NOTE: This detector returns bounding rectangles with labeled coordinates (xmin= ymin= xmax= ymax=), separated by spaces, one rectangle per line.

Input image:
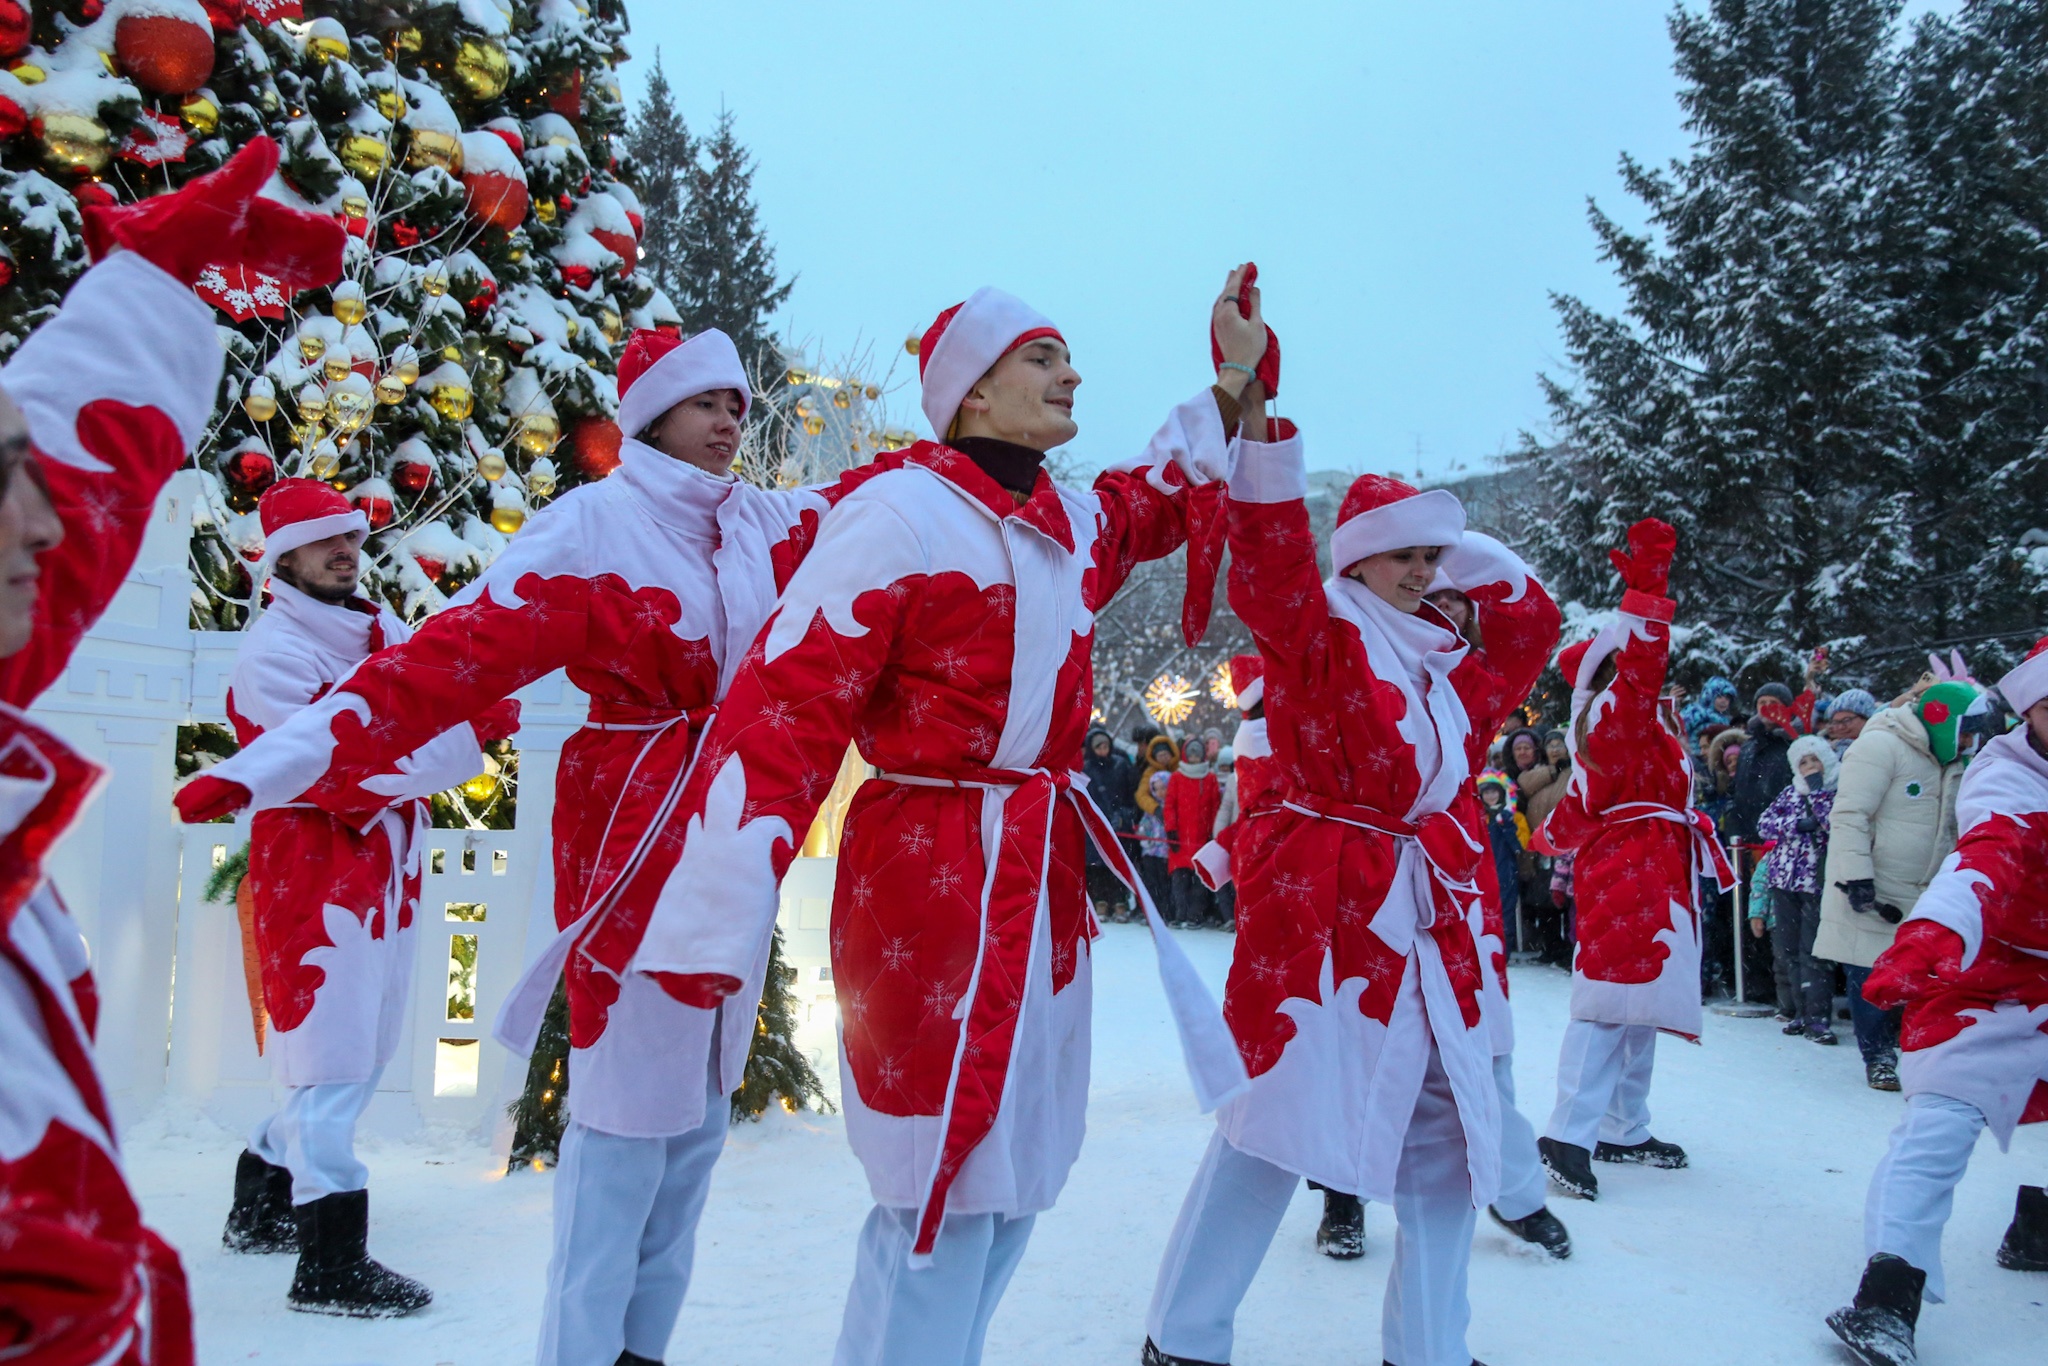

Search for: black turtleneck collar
xmin=950 ymin=436 xmax=1048 ymax=498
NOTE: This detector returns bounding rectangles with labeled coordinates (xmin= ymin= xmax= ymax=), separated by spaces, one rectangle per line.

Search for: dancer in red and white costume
xmin=1535 ymin=519 xmax=1734 ymax=1203
xmin=630 ymin=277 xmax=1264 ymax=1366
xmin=1144 ymin=417 xmax=1559 ymax=1366
xmin=1191 ymin=653 xmax=1277 ymax=900
xmin=210 ymin=478 xmax=512 ymax=1316
xmin=0 ymin=138 xmax=342 ymax=1365
xmin=178 ymin=327 xmax=881 ymax=1363
xmin=1825 ymin=641 xmax=2048 ymax=1366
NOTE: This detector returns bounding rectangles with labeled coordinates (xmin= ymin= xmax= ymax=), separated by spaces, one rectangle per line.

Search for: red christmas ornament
xmin=114 ymin=14 xmax=218 ymax=96
xmin=389 ymin=219 xmax=421 ymax=248
xmin=0 ymin=94 xmax=24 ymax=141
xmin=547 ymin=70 xmax=583 ymax=121
xmin=342 ymin=212 xmax=372 ymax=241
xmin=569 ymin=416 xmax=622 ymax=480
xmin=625 ymin=210 xmax=644 ymax=240
xmin=465 ymin=277 xmax=498 ymax=318
xmin=592 ymin=228 xmax=636 ymax=273
xmin=0 ymin=1 xmax=30 ymax=60
xmin=557 ymin=191 xmax=573 ymax=217
xmin=411 ymin=551 xmax=446 ymax=580
xmin=393 ymin=460 xmax=433 ymax=495
xmin=72 ymin=181 xmax=116 ymax=209
xmin=464 ymin=171 xmax=528 ymax=232
xmin=0 ymin=257 xmax=15 ymax=289
xmin=559 ymin=263 xmax=595 ymax=292
xmin=79 ymin=0 xmax=105 ymax=19
xmin=222 ymin=445 xmax=278 ymax=495
xmin=352 ymin=493 xmax=395 ymax=531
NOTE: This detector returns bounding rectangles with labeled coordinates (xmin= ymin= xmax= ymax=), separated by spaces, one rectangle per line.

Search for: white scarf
xmin=1322 ymin=575 xmax=1472 ymax=820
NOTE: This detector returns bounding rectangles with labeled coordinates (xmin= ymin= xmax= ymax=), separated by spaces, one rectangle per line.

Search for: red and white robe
xmin=194 ymin=441 xmax=867 ymax=1136
xmin=0 ymin=251 xmax=227 ymax=1366
xmin=1889 ymin=728 xmax=2048 ymax=1146
xmin=632 ymin=394 xmax=1249 ymax=1257
xmin=221 ymin=581 xmax=495 ymax=1087
xmin=1215 ymin=434 xmax=1559 ymax=1206
xmin=1192 ymin=720 xmax=1280 ymax=892
xmin=1540 ymin=615 xmax=1734 ymax=1041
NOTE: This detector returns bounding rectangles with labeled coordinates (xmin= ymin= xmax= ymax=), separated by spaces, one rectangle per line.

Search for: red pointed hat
xmin=1229 ymin=653 xmax=1265 ymax=711
xmin=258 ymin=477 xmax=366 ymax=563
xmin=1329 ymin=474 xmax=1465 ymax=574
xmin=918 ymin=287 xmax=1063 ymax=439
xmin=616 ymin=327 xmax=750 ymax=440
xmin=1997 ymin=635 xmax=2048 ymax=717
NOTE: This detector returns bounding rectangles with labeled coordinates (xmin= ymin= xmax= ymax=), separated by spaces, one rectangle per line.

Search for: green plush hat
xmin=1917 ymin=680 xmax=1982 ymax=764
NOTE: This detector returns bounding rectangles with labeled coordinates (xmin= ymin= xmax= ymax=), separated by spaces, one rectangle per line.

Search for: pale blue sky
xmin=624 ymin=1 xmax=1960 ymax=479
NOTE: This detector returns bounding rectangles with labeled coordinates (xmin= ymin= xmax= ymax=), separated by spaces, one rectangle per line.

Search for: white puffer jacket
xmin=1813 ymin=706 xmax=1965 ymax=968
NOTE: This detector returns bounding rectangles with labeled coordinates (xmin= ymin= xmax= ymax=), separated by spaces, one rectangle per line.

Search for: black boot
xmin=615 ymin=1353 xmax=663 ymax=1366
xmin=1141 ymin=1338 xmax=1225 ymax=1365
xmin=1825 ymin=1253 xmax=1924 ymax=1366
xmin=1315 ymin=1187 xmax=1365 ymax=1259
xmin=1866 ymin=1055 xmax=1901 ymax=1091
xmin=1594 ymin=1135 xmax=1688 ymax=1168
xmin=1997 ymin=1185 xmax=2048 ymax=1271
xmin=222 ymin=1149 xmax=299 ymax=1254
xmin=288 ymin=1189 xmax=431 ymax=1317
xmin=1489 ymin=1203 xmax=1571 ymax=1259
xmin=1537 ymin=1136 xmax=1598 ymax=1200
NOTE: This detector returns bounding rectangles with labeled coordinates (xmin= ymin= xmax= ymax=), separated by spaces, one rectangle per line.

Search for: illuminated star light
xmin=1144 ymin=673 xmax=1200 ymax=726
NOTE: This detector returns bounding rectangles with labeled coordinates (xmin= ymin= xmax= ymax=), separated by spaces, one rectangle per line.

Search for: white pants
xmin=535 ymin=1028 xmax=732 ymax=1366
xmin=1865 ymin=1092 xmax=1987 ymax=1305
xmin=1493 ymin=1053 xmax=1548 ymax=1222
xmin=1147 ymin=1045 xmax=1477 ymax=1366
xmin=249 ymin=1063 xmax=385 ymax=1205
xmin=1545 ymin=1019 xmax=1656 ymax=1153
xmin=832 ymin=1205 xmax=1037 ymax=1366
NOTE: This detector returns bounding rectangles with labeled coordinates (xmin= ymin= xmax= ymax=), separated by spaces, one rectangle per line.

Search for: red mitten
xmin=648 ymin=971 xmax=743 ymax=1009
xmin=1862 ymin=919 xmax=1965 ymax=1010
xmin=1608 ymin=517 xmax=1677 ymax=594
xmin=471 ymin=698 xmax=522 ymax=746
xmin=175 ymin=774 xmax=251 ymax=824
xmin=82 ymin=136 xmax=345 ymax=289
xmin=1210 ymin=262 xmax=1281 ymax=395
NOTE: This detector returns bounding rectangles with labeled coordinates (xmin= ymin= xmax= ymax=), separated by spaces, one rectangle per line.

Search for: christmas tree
xmin=0 ymin=0 xmax=665 ymax=629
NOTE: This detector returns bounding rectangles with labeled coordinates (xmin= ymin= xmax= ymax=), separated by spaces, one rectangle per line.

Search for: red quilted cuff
xmin=1619 ymin=589 xmax=1676 ymax=623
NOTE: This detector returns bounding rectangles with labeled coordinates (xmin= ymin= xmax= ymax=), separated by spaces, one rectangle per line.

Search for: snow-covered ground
xmin=126 ymin=923 xmax=2047 ymax=1365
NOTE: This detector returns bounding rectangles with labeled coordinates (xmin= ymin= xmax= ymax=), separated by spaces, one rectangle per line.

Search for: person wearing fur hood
xmin=1756 ymin=735 xmax=1841 ymax=1043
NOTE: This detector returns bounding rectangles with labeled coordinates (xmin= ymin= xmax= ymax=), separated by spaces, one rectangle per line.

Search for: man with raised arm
xmin=0 ymin=138 xmax=343 ymax=1366
xmin=627 ymin=273 xmax=1268 ymax=1366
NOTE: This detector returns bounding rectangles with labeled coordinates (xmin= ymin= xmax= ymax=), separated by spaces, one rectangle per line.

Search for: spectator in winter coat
xmin=1756 ymin=735 xmax=1841 ymax=1042
xmin=1681 ymin=675 xmax=1743 ymax=741
xmin=1814 ymin=691 xmax=1975 ymax=1090
xmin=1084 ymin=726 xmax=1139 ymax=922
xmin=1519 ymin=731 xmax=1574 ymax=832
xmin=1479 ymin=776 xmax=1528 ymax=946
xmin=1135 ymin=733 xmax=1180 ymax=816
xmin=1729 ymin=683 xmax=1800 ymax=843
xmin=1163 ymin=736 xmax=1222 ymax=927
xmin=1825 ymin=688 xmax=1879 ymax=757
xmin=1698 ymin=727 xmax=1746 ymax=833
xmin=1137 ymin=769 xmax=1174 ymax=916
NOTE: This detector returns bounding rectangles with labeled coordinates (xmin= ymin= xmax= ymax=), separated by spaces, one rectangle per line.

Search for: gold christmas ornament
xmin=802 ymin=414 xmax=827 ymax=437
xmin=307 ymin=34 xmax=350 ymax=65
xmin=534 ymin=197 xmax=557 ymax=224
xmin=180 ymin=94 xmax=219 ymax=134
xmin=296 ymin=384 xmax=328 ymax=421
xmin=562 ymin=315 xmax=578 ymax=339
xmin=475 ymin=449 xmax=508 ymax=481
xmin=431 ymin=382 xmax=474 ymax=423
xmin=331 ymin=282 xmax=368 ymax=327
xmin=336 ymin=133 xmax=389 ymax=179
xmin=832 ymin=388 xmax=852 ymax=409
xmin=298 ymin=333 xmax=327 ymax=363
xmin=341 ymin=193 xmax=370 ymax=223
xmin=420 ymin=264 xmax=450 ymax=297
xmin=525 ymin=465 xmax=557 ymax=498
xmin=461 ymin=771 xmax=498 ymax=803
xmin=406 ymin=128 xmax=462 ymax=173
xmin=309 ymin=443 xmax=341 ymax=479
xmin=390 ymin=26 xmax=423 ymax=58
xmin=8 ymin=63 xmax=44 ymax=85
xmin=785 ymin=367 xmax=811 ymax=386
xmin=865 ymin=385 xmax=881 ymax=400
xmin=326 ymin=390 xmax=370 ymax=435
xmin=512 ymin=413 xmax=560 ymax=456
xmin=373 ymin=88 xmax=405 ymax=121
xmin=597 ymin=307 xmax=623 ymax=343
xmin=243 ymin=378 xmax=278 ymax=423
xmin=904 ymin=333 xmax=921 ymax=356
xmin=453 ymin=38 xmax=510 ymax=101
xmin=375 ymin=374 xmax=406 ymax=405
xmin=489 ymin=504 xmax=526 ymax=535
xmin=322 ymin=353 xmax=353 ymax=383
xmin=393 ymin=355 xmax=422 ymax=385
xmin=36 ymin=112 xmax=110 ymax=173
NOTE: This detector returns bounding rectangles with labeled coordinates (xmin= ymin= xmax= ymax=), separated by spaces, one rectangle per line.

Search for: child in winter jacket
xmin=1163 ymin=736 xmax=1222 ymax=927
xmin=1138 ymin=769 xmax=1173 ymax=916
xmin=1479 ymin=776 xmax=1528 ymax=949
xmin=1756 ymin=735 xmax=1840 ymax=1041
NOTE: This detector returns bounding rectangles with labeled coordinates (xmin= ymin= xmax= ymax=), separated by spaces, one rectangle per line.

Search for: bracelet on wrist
xmin=1218 ymin=362 xmax=1257 ymax=379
